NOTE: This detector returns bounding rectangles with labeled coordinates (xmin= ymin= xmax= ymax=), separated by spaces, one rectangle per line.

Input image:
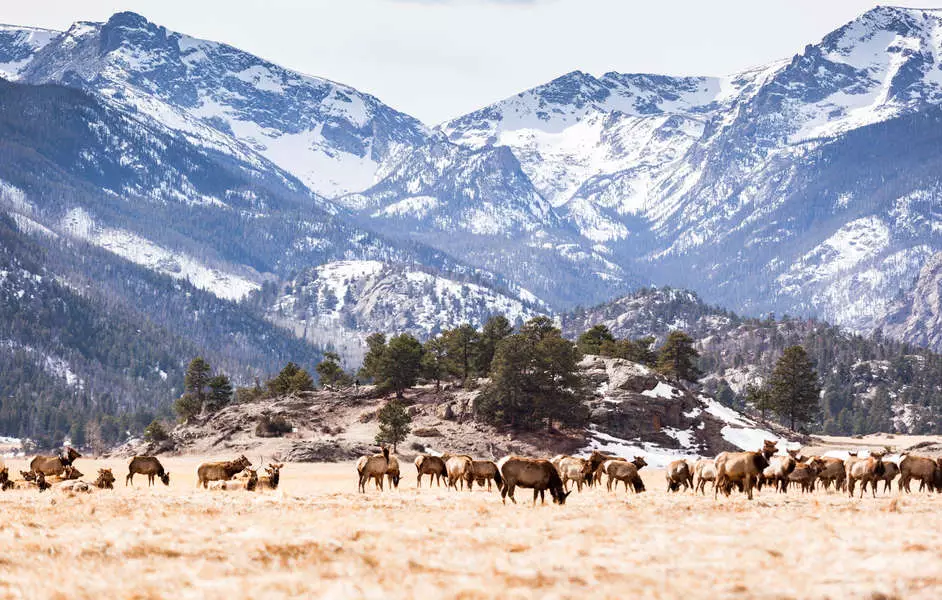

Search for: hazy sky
xmin=4 ymin=1 xmax=942 ymax=124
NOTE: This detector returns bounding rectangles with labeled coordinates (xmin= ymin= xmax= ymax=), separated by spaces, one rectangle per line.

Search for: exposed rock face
xmin=881 ymin=252 xmax=942 ymax=352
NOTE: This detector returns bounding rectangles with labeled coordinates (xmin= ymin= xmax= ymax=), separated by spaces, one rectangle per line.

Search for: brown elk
xmin=497 ymin=456 xmax=570 ymax=505
xmin=604 ymin=457 xmax=646 ymax=493
xmin=469 ymin=460 xmax=502 ymax=491
xmin=787 ymin=459 xmax=822 ymax=493
xmin=386 ymin=454 xmax=401 ymax=489
xmin=94 ymin=468 xmax=116 ymax=489
xmin=758 ymin=449 xmax=798 ymax=493
xmin=127 ymin=456 xmax=170 ymax=487
xmin=197 ymin=455 xmax=252 ymax=489
xmin=29 ymin=447 xmax=82 ymax=477
xmin=414 ymin=454 xmax=446 ymax=487
xmin=714 ymin=440 xmax=776 ymax=500
xmin=258 ymin=463 xmax=284 ymax=491
xmin=814 ymin=457 xmax=846 ymax=492
xmin=693 ymin=459 xmax=716 ymax=495
xmin=356 ymin=447 xmax=390 ymax=493
xmin=556 ymin=456 xmax=593 ymax=492
xmin=866 ymin=460 xmax=899 ymax=494
xmin=898 ymin=454 xmax=941 ymax=493
xmin=444 ymin=454 xmax=474 ymax=491
xmin=666 ymin=460 xmax=693 ymax=492
xmin=0 ymin=465 xmax=11 ymax=491
xmin=846 ymin=451 xmax=886 ymax=498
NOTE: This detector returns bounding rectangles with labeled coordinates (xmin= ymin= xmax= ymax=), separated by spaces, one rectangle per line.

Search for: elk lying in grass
xmin=356 ymin=447 xmax=390 ymax=493
xmin=94 ymin=468 xmax=116 ymax=489
xmin=497 ymin=456 xmax=570 ymax=505
xmin=469 ymin=460 xmax=502 ymax=491
xmin=385 ymin=455 xmax=400 ymax=489
xmin=257 ymin=463 xmax=284 ymax=491
xmin=210 ymin=468 xmax=258 ymax=491
xmin=693 ymin=459 xmax=716 ymax=495
xmin=898 ymin=454 xmax=941 ymax=493
xmin=846 ymin=451 xmax=886 ymax=498
xmin=127 ymin=456 xmax=170 ymax=487
xmin=666 ymin=460 xmax=693 ymax=492
xmin=197 ymin=455 xmax=252 ymax=489
xmin=414 ymin=455 xmax=446 ymax=488
xmin=444 ymin=454 xmax=474 ymax=491
xmin=29 ymin=447 xmax=81 ymax=477
xmin=604 ymin=457 xmax=646 ymax=493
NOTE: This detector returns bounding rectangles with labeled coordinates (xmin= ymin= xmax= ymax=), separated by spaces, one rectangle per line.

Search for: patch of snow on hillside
xmin=641 ymin=381 xmax=679 ymax=399
xmin=582 ymin=428 xmax=697 ymax=469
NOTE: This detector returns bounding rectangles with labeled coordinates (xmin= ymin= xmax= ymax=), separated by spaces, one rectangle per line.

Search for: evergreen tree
xmin=476 ymin=317 xmax=587 ymax=431
xmin=316 ymin=352 xmax=352 ymax=388
xmin=577 ymin=324 xmax=615 ymax=355
xmin=173 ymin=393 xmax=201 ymax=423
xmin=476 ymin=315 xmax=513 ymax=374
xmin=769 ymin=345 xmax=822 ymax=431
xmin=267 ymin=362 xmax=315 ymax=396
xmin=442 ymin=324 xmax=480 ymax=382
xmin=206 ymin=374 xmax=233 ymax=412
xmin=379 ymin=334 xmax=424 ymax=399
xmin=69 ymin=420 xmax=86 ymax=448
xmin=143 ymin=419 xmax=169 ymax=442
xmin=184 ymin=357 xmax=212 ymax=406
xmin=375 ymin=399 xmax=412 ymax=452
xmin=358 ymin=333 xmax=387 ymax=383
xmin=656 ymin=331 xmax=702 ymax=382
xmin=746 ymin=384 xmax=774 ymax=420
xmin=867 ymin=385 xmax=894 ymax=433
xmin=421 ymin=336 xmax=449 ymax=390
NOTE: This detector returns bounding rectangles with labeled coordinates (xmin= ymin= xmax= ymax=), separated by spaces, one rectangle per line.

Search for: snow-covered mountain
xmin=4 ymin=12 xmax=428 ymax=198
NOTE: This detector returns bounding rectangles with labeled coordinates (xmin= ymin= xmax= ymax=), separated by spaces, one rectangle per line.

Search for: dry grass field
xmin=1 ymin=456 xmax=941 ymax=600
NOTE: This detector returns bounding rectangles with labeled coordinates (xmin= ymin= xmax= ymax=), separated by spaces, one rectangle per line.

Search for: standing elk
xmin=197 ymin=455 xmax=252 ymax=489
xmin=469 ymin=459 xmax=502 ymax=491
xmin=30 ymin=447 xmax=81 ymax=477
xmin=444 ymin=454 xmax=474 ymax=491
xmin=666 ymin=460 xmax=694 ymax=492
xmin=846 ymin=451 xmax=886 ymax=498
xmin=604 ymin=457 xmax=646 ymax=493
xmin=356 ymin=447 xmax=390 ymax=493
xmin=898 ymin=454 xmax=941 ymax=493
xmin=497 ymin=456 xmax=570 ymax=506
xmin=258 ymin=463 xmax=284 ymax=491
xmin=414 ymin=455 xmax=446 ymax=488
xmin=127 ymin=456 xmax=171 ymax=487
xmin=815 ymin=457 xmax=846 ymax=492
xmin=714 ymin=440 xmax=776 ymax=500
xmin=386 ymin=454 xmax=401 ymax=489
xmin=693 ymin=459 xmax=716 ymax=495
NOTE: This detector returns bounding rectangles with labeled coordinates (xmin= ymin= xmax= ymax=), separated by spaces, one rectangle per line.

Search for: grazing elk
xmin=497 ymin=456 xmax=570 ymax=505
xmin=127 ymin=456 xmax=170 ymax=487
xmin=414 ymin=454 xmax=446 ymax=487
xmin=846 ymin=451 xmax=886 ymax=498
xmin=898 ymin=454 xmax=941 ymax=493
xmin=693 ymin=459 xmax=717 ymax=495
xmin=30 ymin=447 xmax=82 ymax=477
xmin=444 ymin=454 xmax=474 ymax=490
xmin=356 ymin=447 xmax=390 ymax=493
xmin=814 ymin=457 xmax=846 ymax=492
xmin=666 ymin=460 xmax=694 ymax=492
xmin=469 ymin=460 xmax=502 ymax=491
xmin=94 ymin=468 xmax=116 ymax=489
xmin=604 ymin=457 xmax=646 ymax=493
xmin=714 ymin=441 xmax=776 ymax=500
xmin=258 ymin=463 xmax=284 ymax=491
xmin=197 ymin=455 xmax=252 ymax=489
xmin=386 ymin=454 xmax=401 ymax=489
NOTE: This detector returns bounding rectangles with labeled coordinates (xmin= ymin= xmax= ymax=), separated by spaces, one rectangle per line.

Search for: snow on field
xmin=59 ymin=208 xmax=260 ymax=301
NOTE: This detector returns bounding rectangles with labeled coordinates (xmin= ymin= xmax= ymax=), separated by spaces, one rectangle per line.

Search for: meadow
xmin=0 ymin=456 xmax=940 ymax=599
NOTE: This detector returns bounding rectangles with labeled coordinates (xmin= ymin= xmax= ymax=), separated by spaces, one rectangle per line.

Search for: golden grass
xmin=0 ymin=456 xmax=940 ymax=599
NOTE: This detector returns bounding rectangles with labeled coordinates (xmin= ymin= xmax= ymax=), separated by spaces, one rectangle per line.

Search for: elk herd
xmin=357 ymin=440 xmax=942 ymax=506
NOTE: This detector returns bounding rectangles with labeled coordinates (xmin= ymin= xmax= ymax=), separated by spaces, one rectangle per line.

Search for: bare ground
xmin=1 ymin=454 xmax=941 ymax=600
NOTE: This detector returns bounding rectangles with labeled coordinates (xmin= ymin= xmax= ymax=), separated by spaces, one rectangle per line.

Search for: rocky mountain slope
xmin=121 ymin=356 xmax=789 ymax=465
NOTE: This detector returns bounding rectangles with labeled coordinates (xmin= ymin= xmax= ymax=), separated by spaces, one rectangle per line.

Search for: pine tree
xmin=442 ymin=324 xmax=480 ymax=382
xmin=769 ymin=345 xmax=821 ymax=432
xmin=358 ymin=333 xmax=387 ymax=383
xmin=375 ymin=399 xmax=412 ymax=452
xmin=577 ymin=324 xmax=615 ymax=355
xmin=746 ymin=384 xmax=774 ymax=420
xmin=173 ymin=393 xmax=201 ymax=423
xmin=476 ymin=315 xmax=513 ymax=374
xmin=206 ymin=374 xmax=233 ymax=412
xmin=143 ymin=419 xmax=169 ymax=442
xmin=656 ymin=331 xmax=702 ymax=382
xmin=316 ymin=352 xmax=352 ymax=388
xmin=184 ymin=357 xmax=212 ymax=406
xmin=267 ymin=362 xmax=315 ymax=396
xmin=421 ymin=336 xmax=449 ymax=390
xmin=380 ymin=334 xmax=424 ymax=399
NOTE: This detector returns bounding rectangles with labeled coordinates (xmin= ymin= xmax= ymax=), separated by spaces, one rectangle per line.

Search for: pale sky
xmin=4 ymin=1 xmax=942 ymax=124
